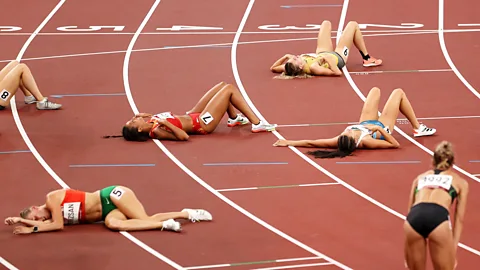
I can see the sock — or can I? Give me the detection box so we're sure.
[359,50,370,60]
[253,120,261,125]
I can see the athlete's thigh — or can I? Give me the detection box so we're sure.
[315,23,333,54]
[404,221,427,270]
[428,222,455,270]
[358,87,380,122]
[378,90,403,130]
[109,186,149,220]
[0,65,22,106]
[198,86,231,132]
[0,61,19,82]
[104,209,127,229]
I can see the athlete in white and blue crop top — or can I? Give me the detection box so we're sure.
[273,87,436,158]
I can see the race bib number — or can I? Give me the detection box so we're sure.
[0,89,11,101]
[417,174,453,190]
[152,112,174,120]
[342,46,349,57]
[110,187,125,200]
[62,202,81,225]
[200,112,214,125]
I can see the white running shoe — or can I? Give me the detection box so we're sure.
[24,95,36,104]
[182,209,213,222]
[162,219,181,232]
[227,114,250,127]
[251,120,277,133]
[36,98,62,110]
[413,124,436,137]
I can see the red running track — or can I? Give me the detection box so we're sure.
[1,0,479,269]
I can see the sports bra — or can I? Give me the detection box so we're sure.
[148,112,183,137]
[61,189,86,225]
[301,52,339,74]
[414,169,458,202]
[344,124,373,147]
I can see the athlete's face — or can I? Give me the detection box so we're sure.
[25,206,51,221]
[125,116,150,132]
[287,55,304,69]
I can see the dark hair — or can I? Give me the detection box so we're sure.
[284,62,302,76]
[307,135,357,159]
[103,126,150,141]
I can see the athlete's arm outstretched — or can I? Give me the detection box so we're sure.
[270,54,293,73]
[273,137,339,148]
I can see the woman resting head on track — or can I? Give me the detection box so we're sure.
[404,141,468,270]
[104,82,276,141]
[0,60,61,110]
[270,20,382,78]
[273,87,436,158]
[4,185,212,234]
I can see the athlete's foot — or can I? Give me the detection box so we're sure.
[251,120,277,133]
[36,98,62,110]
[413,124,436,137]
[182,209,213,222]
[363,57,382,67]
[162,219,181,232]
[24,95,36,104]
[227,114,250,127]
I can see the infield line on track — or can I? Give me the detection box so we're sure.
[216,182,340,192]
[253,263,334,270]
[184,256,326,270]
[0,31,457,64]
[230,0,480,259]
[8,0,184,269]
[123,0,341,268]
[0,257,19,270]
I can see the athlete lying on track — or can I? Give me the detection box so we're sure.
[0,60,61,110]
[270,20,382,77]
[404,141,468,270]
[4,185,212,234]
[105,82,276,141]
[273,87,436,158]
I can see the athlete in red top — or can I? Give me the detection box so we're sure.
[105,82,277,142]
[4,185,212,234]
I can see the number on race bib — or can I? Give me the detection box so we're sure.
[110,187,125,200]
[200,112,214,125]
[153,112,174,120]
[342,46,349,57]
[417,174,453,190]
[0,89,10,101]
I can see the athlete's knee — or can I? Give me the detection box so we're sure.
[105,218,123,231]
[392,88,405,96]
[347,21,359,28]
[321,20,332,27]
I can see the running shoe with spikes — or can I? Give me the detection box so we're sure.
[36,98,62,110]
[413,124,436,137]
[363,57,383,67]
[227,114,250,127]
[182,209,213,222]
[251,120,277,133]
[161,219,181,232]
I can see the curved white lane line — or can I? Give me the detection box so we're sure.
[438,0,480,99]
[9,1,181,268]
[337,0,480,256]
[123,1,351,269]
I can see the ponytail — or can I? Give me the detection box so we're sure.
[307,149,353,159]
[103,135,123,139]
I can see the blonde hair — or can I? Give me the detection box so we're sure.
[273,73,313,80]
[433,141,454,170]
[19,206,32,219]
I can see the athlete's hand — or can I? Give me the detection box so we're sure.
[4,217,21,225]
[284,54,295,59]
[363,124,380,132]
[273,140,289,147]
[13,225,33,235]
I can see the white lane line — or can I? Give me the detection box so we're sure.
[9,0,181,268]
[438,0,480,99]
[0,257,19,270]
[216,182,340,192]
[0,31,450,64]
[253,262,333,270]
[337,0,480,256]
[184,256,325,270]
[230,0,351,269]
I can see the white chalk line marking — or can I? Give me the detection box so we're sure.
[276,115,480,128]
[216,182,340,192]
[231,0,351,269]
[1,27,480,35]
[0,257,19,270]
[8,0,182,269]
[338,0,480,256]
[0,30,454,64]
[438,0,480,100]
[253,262,333,270]
[184,256,325,270]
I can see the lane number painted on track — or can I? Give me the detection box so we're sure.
[56,26,125,32]
[0,26,22,32]
[156,25,224,31]
[258,23,424,31]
